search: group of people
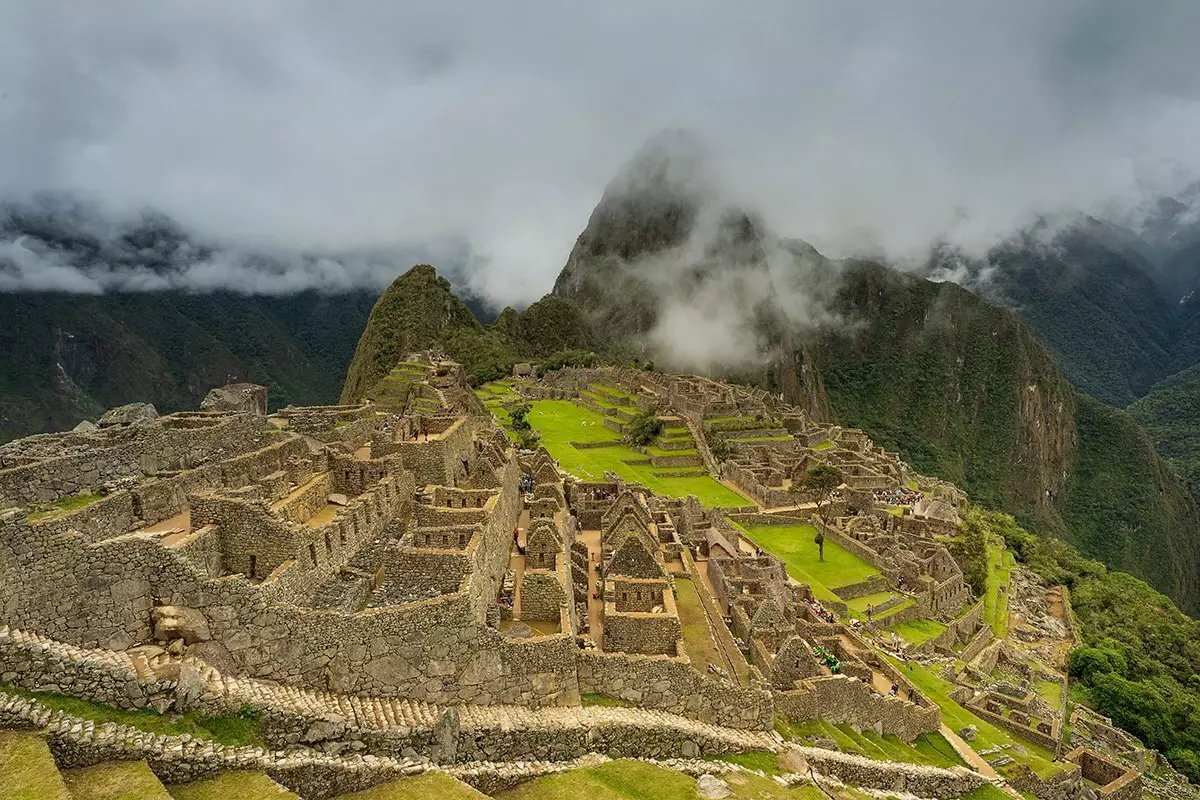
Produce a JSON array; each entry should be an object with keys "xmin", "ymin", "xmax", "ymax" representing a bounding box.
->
[
  {"xmin": 812, "ymin": 644, "xmax": 841, "ymax": 674},
  {"xmin": 874, "ymin": 487, "xmax": 924, "ymax": 506},
  {"xmin": 808, "ymin": 598, "xmax": 836, "ymax": 624},
  {"xmin": 520, "ymin": 473, "xmax": 536, "ymax": 493}
]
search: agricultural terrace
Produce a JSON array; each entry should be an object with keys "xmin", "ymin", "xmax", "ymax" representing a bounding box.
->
[
  {"xmin": 474, "ymin": 382, "xmax": 748, "ymax": 507},
  {"xmin": 735, "ymin": 522, "xmax": 879, "ymax": 604}
]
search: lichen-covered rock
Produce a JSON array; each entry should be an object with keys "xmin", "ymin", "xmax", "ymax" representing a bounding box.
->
[
  {"xmin": 98, "ymin": 402, "xmax": 159, "ymax": 427},
  {"xmin": 152, "ymin": 605, "xmax": 212, "ymax": 644},
  {"xmin": 696, "ymin": 773, "xmax": 733, "ymax": 798},
  {"xmin": 202, "ymin": 383, "xmax": 268, "ymax": 416},
  {"xmin": 72, "ymin": 420, "xmax": 98, "ymax": 433}
]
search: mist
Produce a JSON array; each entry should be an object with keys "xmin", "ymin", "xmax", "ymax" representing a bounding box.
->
[{"xmin": 3, "ymin": 1, "xmax": 1200, "ymax": 306}]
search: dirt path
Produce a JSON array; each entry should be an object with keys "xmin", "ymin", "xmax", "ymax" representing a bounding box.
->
[{"xmin": 580, "ymin": 528, "xmax": 604, "ymax": 645}]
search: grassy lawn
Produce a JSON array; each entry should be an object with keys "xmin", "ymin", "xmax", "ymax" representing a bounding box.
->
[
  {"xmin": 774, "ymin": 718, "xmax": 964, "ymax": 769},
  {"xmin": 333, "ymin": 772, "xmax": 487, "ymax": 800},
  {"xmin": 169, "ymin": 771, "xmax": 297, "ymax": 800},
  {"xmin": 495, "ymin": 759, "xmax": 819, "ymax": 800},
  {"xmin": 812, "ymin": 440, "xmax": 834, "ymax": 451},
  {"xmin": 738, "ymin": 524, "xmax": 879, "ymax": 598},
  {"xmin": 984, "ymin": 536, "xmax": 1015, "ymax": 637},
  {"xmin": 0, "ymin": 684, "xmax": 263, "ymax": 747},
  {"xmin": 0, "ymin": 730, "xmax": 71, "ymax": 800},
  {"xmin": 61, "ymin": 761, "xmax": 171, "ymax": 800},
  {"xmin": 27, "ymin": 491, "xmax": 103, "ymax": 523},
  {"xmin": 522, "ymin": 400, "xmax": 747, "ymax": 507},
  {"xmin": 1036, "ymin": 679, "xmax": 1064, "ymax": 711},
  {"xmin": 887, "ymin": 658, "xmax": 1062, "ymax": 779},
  {"xmin": 674, "ymin": 577, "xmax": 723, "ymax": 675},
  {"xmin": 887, "ymin": 618, "xmax": 947, "ymax": 646}
]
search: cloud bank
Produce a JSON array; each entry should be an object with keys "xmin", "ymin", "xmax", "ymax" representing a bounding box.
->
[{"xmin": 3, "ymin": 1, "xmax": 1200, "ymax": 305}]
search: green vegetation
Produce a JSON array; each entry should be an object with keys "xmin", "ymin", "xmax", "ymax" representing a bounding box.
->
[
  {"xmin": 979, "ymin": 510, "xmax": 1200, "ymax": 783},
  {"xmin": 332, "ymin": 771, "xmax": 487, "ymax": 799},
  {"xmin": 674, "ymin": 577, "xmax": 723, "ymax": 676},
  {"xmin": 518, "ymin": 399, "xmax": 747, "ymax": 506},
  {"xmin": 799, "ymin": 465, "xmax": 843, "ymax": 524},
  {"xmin": 168, "ymin": 771, "xmax": 298, "ymax": 800},
  {"xmin": 775, "ymin": 718, "xmax": 965, "ymax": 769},
  {"xmin": 887, "ymin": 618, "xmax": 947, "ymax": 647},
  {"xmin": 61, "ymin": 761, "xmax": 171, "ymax": 800},
  {"xmin": 703, "ymin": 750, "xmax": 782, "ymax": 775},
  {"xmin": 1128, "ymin": 363, "xmax": 1200, "ymax": 511},
  {"xmin": 580, "ymin": 693, "xmax": 634, "ymax": 708},
  {"xmin": 495, "ymin": 758, "xmax": 814, "ymax": 800},
  {"xmin": 27, "ymin": 491, "xmax": 103, "ymax": 522},
  {"xmin": 893, "ymin": 658, "xmax": 1061, "ymax": 779},
  {"xmin": 0, "ymin": 684, "xmax": 263, "ymax": 747},
  {"xmin": 624, "ymin": 410, "xmax": 663, "ymax": 447},
  {"xmin": 0, "ymin": 730, "xmax": 71, "ymax": 800},
  {"xmin": 738, "ymin": 524, "xmax": 878, "ymax": 599}
]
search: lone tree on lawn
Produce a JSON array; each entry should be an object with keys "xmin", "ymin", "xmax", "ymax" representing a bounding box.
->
[{"xmin": 802, "ymin": 464, "xmax": 843, "ymax": 560}]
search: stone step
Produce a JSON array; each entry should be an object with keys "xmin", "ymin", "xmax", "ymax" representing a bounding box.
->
[
  {"xmin": 62, "ymin": 760, "xmax": 173, "ymax": 800},
  {"xmin": 0, "ymin": 730, "xmax": 72, "ymax": 800}
]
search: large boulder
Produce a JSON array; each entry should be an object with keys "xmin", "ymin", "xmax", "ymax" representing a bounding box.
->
[
  {"xmin": 98, "ymin": 402, "xmax": 159, "ymax": 427},
  {"xmin": 201, "ymin": 383, "xmax": 268, "ymax": 416},
  {"xmin": 151, "ymin": 605, "xmax": 212, "ymax": 645},
  {"xmin": 72, "ymin": 420, "xmax": 98, "ymax": 433}
]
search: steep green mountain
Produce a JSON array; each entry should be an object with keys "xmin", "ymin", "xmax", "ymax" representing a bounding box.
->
[
  {"xmin": 1128, "ymin": 364, "xmax": 1200, "ymax": 505},
  {"xmin": 929, "ymin": 217, "xmax": 1183, "ymax": 407},
  {"xmin": 0, "ymin": 290, "xmax": 377, "ymax": 444},
  {"xmin": 340, "ymin": 265, "xmax": 597, "ymax": 401}
]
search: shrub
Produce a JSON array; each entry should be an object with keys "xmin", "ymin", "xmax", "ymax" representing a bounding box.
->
[{"xmin": 625, "ymin": 410, "xmax": 664, "ymax": 447}]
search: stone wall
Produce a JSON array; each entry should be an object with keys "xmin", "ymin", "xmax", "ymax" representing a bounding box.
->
[
  {"xmin": 520, "ymin": 570, "xmax": 565, "ymax": 621},
  {"xmin": 603, "ymin": 612, "xmax": 680, "ymax": 656},
  {"xmin": 775, "ymin": 674, "xmax": 940, "ymax": 741},
  {"xmin": 575, "ymin": 651, "xmax": 772, "ymax": 730},
  {"xmin": 0, "ymin": 413, "xmax": 268, "ymax": 506}
]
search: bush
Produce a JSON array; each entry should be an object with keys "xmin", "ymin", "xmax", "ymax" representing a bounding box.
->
[
  {"xmin": 625, "ymin": 410, "xmax": 663, "ymax": 447},
  {"xmin": 710, "ymin": 434, "xmax": 730, "ymax": 462},
  {"xmin": 539, "ymin": 349, "xmax": 599, "ymax": 373},
  {"xmin": 1068, "ymin": 646, "xmax": 1128, "ymax": 683},
  {"xmin": 508, "ymin": 402, "xmax": 533, "ymax": 431}
]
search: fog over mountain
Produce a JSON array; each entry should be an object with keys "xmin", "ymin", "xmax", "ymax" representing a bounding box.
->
[{"xmin": 3, "ymin": 2, "xmax": 1200, "ymax": 307}]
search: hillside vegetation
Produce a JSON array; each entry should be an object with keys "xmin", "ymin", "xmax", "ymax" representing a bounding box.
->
[{"xmin": 0, "ymin": 290, "xmax": 377, "ymax": 443}]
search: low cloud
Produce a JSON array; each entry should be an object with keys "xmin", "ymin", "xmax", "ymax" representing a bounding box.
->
[{"xmin": 2, "ymin": 2, "xmax": 1200, "ymax": 306}]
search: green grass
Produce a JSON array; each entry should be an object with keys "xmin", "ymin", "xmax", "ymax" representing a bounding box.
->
[
  {"xmin": 774, "ymin": 718, "xmax": 963, "ymax": 769},
  {"xmin": 517, "ymin": 399, "xmax": 748, "ymax": 507},
  {"xmin": 704, "ymin": 750, "xmax": 782, "ymax": 775},
  {"xmin": 0, "ymin": 730, "xmax": 71, "ymax": 800},
  {"xmin": 332, "ymin": 771, "xmax": 486, "ymax": 799},
  {"xmin": 580, "ymin": 693, "xmax": 634, "ymax": 708},
  {"xmin": 27, "ymin": 491, "xmax": 102, "ymax": 522},
  {"xmin": 812, "ymin": 440, "xmax": 834, "ymax": 451},
  {"xmin": 888, "ymin": 658, "xmax": 1062, "ymax": 779},
  {"xmin": 495, "ymin": 759, "xmax": 814, "ymax": 800},
  {"xmin": 674, "ymin": 577, "xmax": 724, "ymax": 676},
  {"xmin": 984, "ymin": 536, "xmax": 1015, "ymax": 637},
  {"xmin": 1035, "ymin": 679, "xmax": 1064, "ymax": 711},
  {"xmin": 62, "ymin": 761, "xmax": 171, "ymax": 800},
  {"xmin": 887, "ymin": 618, "xmax": 947, "ymax": 646},
  {"xmin": 168, "ymin": 771, "xmax": 297, "ymax": 800},
  {"xmin": 738, "ymin": 524, "xmax": 879, "ymax": 600},
  {"xmin": 844, "ymin": 591, "xmax": 900, "ymax": 613},
  {"xmin": 962, "ymin": 786, "xmax": 1014, "ymax": 800},
  {"xmin": 0, "ymin": 685, "xmax": 263, "ymax": 747}
]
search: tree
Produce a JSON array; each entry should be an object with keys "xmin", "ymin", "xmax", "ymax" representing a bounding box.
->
[
  {"xmin": 508, "ymin": 402, "xmax": 532, "ymax": 431},
  {"xmin": 625, "ymin": 410, "xmax": 663, "ymax": 447},
  {"xmin": 802, "ymin": 465, "xmax": 843, "ymax": 524},
  {"xmin": 814, "ymin": 529, "xmax": 826, "ymax": 561},
  {"xmin": 710, "ymin": 434, "xmax": 730, "ymax": 462}
]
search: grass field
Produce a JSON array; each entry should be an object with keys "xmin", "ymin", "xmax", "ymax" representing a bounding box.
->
[
  {"xmin": 495, "ymin": 759, "xmax": 823, "ymax": 800},
  {"xmin": 889, "ymin": 658, "xmax": 1063, "ymax": 779},
  {"xmin": 169, "ymin": 771, "xmax": 298, "ymax": 800},
  {"xmin": 775, "ymin": 718, "xmax": 965, "ymax": 769},
  {"xmin": 522, "ymin": 400, "xmax": 747, "ymax": 507},
  {"xmin": 61, "ymin": 761, "xmax": 172, "ymax": 800},
  {"xmin": 674, "ymin": 577, "xmax": 723, "ymax": 675},
  {"xmin": 984, "ymin": 536, "xmax": 1015, "ymax": 637},
  {"xmin": 887, "ymin": 618, "xmax": 947, "ymax": 646},
  {"xmin": 0, "ymin": 730, "xmax": 71, "ymax": 800},
  {"xmin": 738, "ymin": 524, "xmax": 879, "ymax": 600},
  {"xmin": 333, "ymin": 772, "xmax": 487, "ymax": 799}
]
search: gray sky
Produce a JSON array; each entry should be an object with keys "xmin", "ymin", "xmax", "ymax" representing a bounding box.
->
[{"xmin": 2, "ymin": 1, "xmax": 1200, "ymax": 305}]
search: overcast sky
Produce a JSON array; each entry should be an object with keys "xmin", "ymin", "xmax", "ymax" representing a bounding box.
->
[{"xmin": 2, "ymin": 1, "xmax": 1200, "ymax": 304}]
